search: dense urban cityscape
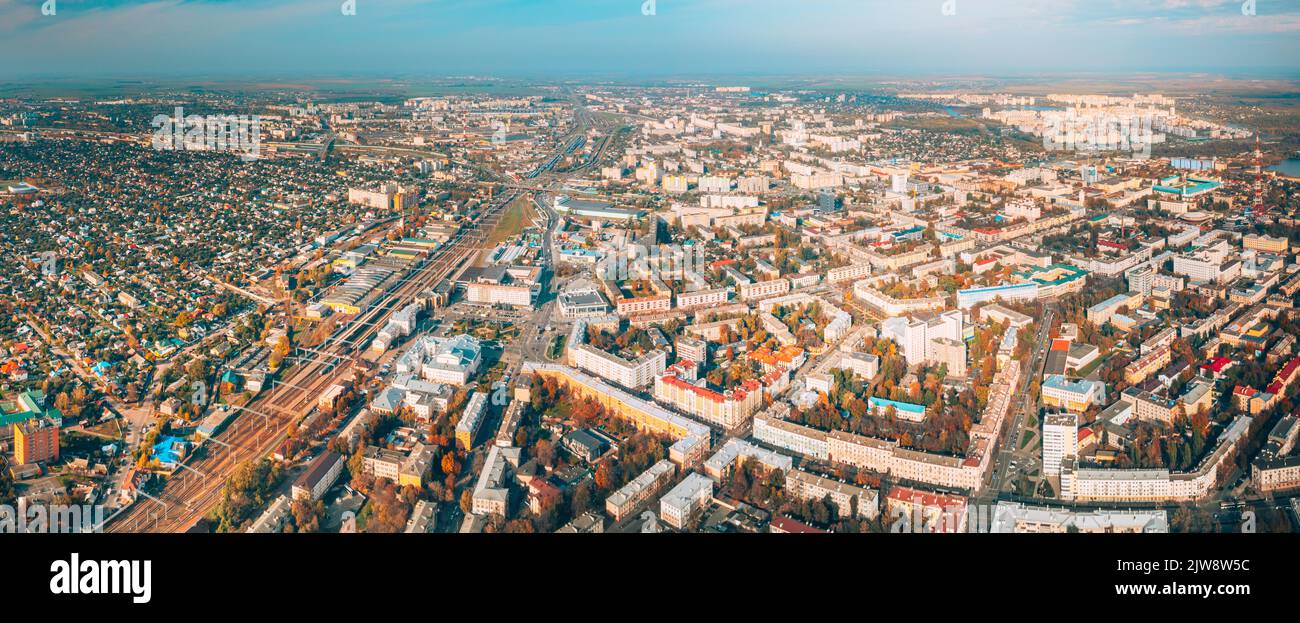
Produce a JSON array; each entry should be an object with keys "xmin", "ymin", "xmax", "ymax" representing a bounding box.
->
[
  {"xmin": 3, "ymin": 76, "xmax": 1300, "ymax": 537},
  {"xmin": 3, "ymin": 2, "xmax": 1300, "ymax": 556}
]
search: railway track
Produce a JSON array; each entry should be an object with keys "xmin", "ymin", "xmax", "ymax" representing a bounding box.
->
[{"xmin": 106, "ymin": 193, "xmax": 517, "ymax": 532}]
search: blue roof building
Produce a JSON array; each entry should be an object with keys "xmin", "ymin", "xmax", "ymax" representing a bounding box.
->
[{"xmin": 868, "ymin": 397, "xmax": 928, "ymax": 421}]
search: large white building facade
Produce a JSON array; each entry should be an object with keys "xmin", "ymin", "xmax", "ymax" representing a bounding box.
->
[
  {"xmin": 881, "ymin": 310, "xmax": 963, "ymax": 367},
  {"xmin": 396, "ymin": 334, "xmax": 483, "ymax": 385}
]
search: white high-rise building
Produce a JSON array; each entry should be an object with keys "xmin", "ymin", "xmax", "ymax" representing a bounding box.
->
[
  {"xmin": 1126, "ymin": 265, "xmax": 1154, "ymax": 296},
  {"xmin": 697, "ymin": 176, "xmax": 733, "ymax": 193},
  {"xmin": 880, "ymin": 310, "xmax": 963, "ymax": 367},
  {"xmin": 891, "ymin": 173, "xmax": 909, "ymax": 193},
  {"xmin": 1043, "ymin": 413, "xmax": 1079, "ymax": 477},
  {"xmin": 1172, "ymin": 239, "xmax": 1238, "ymax": 285}
]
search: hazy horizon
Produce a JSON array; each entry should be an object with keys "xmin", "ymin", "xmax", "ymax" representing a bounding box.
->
[{"xmin": 3, "ymin": 0, "xmax": 1300, "ymax": 80}]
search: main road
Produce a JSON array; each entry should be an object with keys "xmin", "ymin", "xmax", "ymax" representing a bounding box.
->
[
  {"xmin": 106, "ymin": 99, "xmax": 603, "ymax": 532},
  {"xmin": 984, "ymin": 307, "xmax": 1054, "ymax": 501}
]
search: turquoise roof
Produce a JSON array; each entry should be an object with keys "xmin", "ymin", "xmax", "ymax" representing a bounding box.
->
[{"xmin": 869, "ymin": 396, "xmax": 927, "ymax": 415}]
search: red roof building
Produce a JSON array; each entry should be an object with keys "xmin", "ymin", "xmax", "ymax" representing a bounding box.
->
[
  {"xmin": 769, "ymin": 516, "xmax": 827, "ymax": 534},
  {"xmin": 1266, "ymin": 356, "xmax": 1300, "ymax": 396},
  {"xmin": 1201, "ymin": 357, "xmax": 1234, "ymax": 376},
  {"xmin": 885, "ymin": 486, "xmax": 968, "ymax": 533}
]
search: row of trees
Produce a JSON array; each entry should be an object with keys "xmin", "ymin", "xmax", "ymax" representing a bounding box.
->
[
  {"xmin": 791, "ymin": 386, "xmax": 973, "ymax": 457},
  {"xmin": 210, "ymin": 458, "xmax": 284, "ymax": 532}
]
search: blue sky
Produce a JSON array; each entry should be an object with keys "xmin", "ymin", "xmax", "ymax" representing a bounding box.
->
[{"xmin": 2, "ymin": 0, "xmax": 1299, "ymax": 78}]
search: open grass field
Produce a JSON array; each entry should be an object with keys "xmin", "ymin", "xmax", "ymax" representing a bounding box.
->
[{"xmin": 483, "ymin": 194, "xmax": 538, "ymax": 250}]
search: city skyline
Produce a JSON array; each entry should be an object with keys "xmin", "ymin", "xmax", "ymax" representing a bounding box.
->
[
  {"xmin": 3, "ymin": 0, "xmax": 1300, "ymax": 79},
  {"xmin": 3, "ymin": 2, "xmax": 1299, "ymax": 614}
]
